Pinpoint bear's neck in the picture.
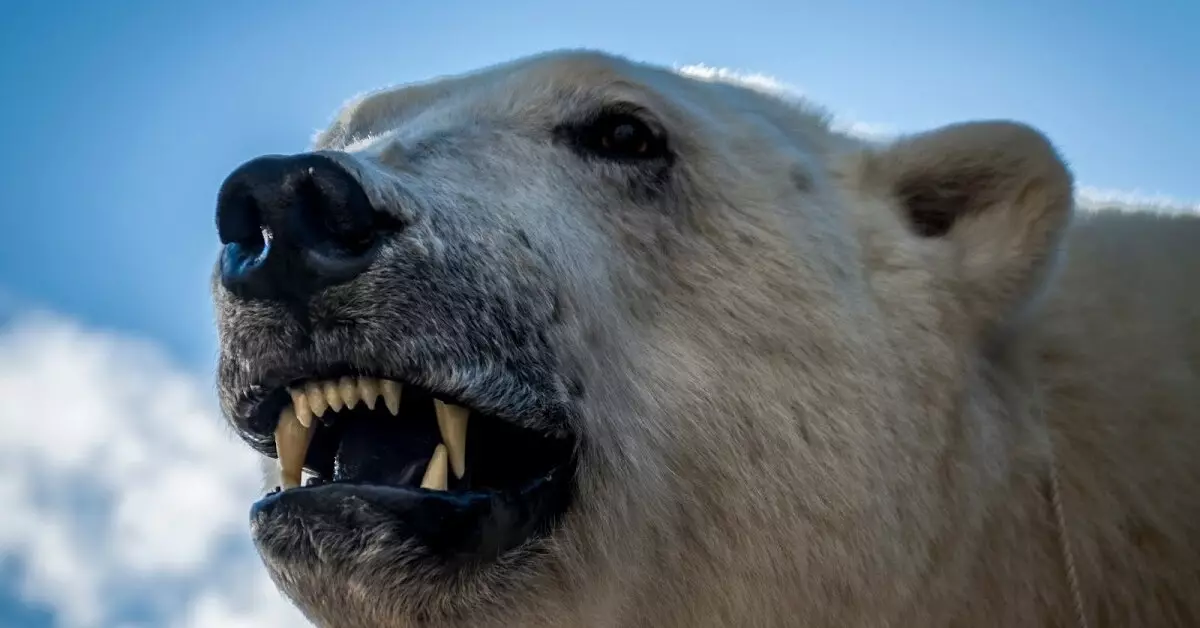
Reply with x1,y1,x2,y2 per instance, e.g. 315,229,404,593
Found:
916,335,1082,627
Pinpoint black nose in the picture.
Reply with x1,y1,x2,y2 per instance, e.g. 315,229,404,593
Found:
215,153,379,302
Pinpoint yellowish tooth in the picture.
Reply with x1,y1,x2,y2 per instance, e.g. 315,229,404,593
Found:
435,400,469,479
323,380,344,413
274,406,312,490
381,380,402,416
420,444,449,491
304,381,328,417
338,376,361,409
357,378,381,410
289,388,313,428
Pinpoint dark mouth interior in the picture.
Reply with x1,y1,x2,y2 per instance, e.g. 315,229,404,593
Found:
289,384,572,492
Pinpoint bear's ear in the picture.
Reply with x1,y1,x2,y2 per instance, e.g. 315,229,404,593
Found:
866,121,1075,333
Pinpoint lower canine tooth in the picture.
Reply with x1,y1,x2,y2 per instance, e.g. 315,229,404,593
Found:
420,444,449,491
434,401,469,479
381,380,402,416
338,377,361,408
275,406,312,490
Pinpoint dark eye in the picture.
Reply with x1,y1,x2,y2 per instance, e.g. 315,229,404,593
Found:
578,113,665,161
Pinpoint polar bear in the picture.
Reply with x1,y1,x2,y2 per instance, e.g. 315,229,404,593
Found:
210,50,1200,627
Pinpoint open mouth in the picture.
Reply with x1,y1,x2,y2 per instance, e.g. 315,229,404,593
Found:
243,372,576,560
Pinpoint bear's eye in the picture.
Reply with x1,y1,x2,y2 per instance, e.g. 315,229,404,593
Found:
576,112,667,161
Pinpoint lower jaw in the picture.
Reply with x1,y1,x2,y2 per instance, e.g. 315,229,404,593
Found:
250,463,574,562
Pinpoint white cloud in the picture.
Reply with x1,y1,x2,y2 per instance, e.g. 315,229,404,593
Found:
676,63,895,142
176,573,306,628
1077,185,1199,215
676,63,796,96
829,119,896,142
0,311,308,628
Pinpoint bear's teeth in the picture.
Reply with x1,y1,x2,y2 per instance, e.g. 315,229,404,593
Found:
289,387,313,428
381,380,403,415
434,400,469,479
420,444,449,490
285,377,398,426
275,406,313,489
271,378,433,489
304,381,329,418
322,380,344,412
338,376,360,408
357,377,381,410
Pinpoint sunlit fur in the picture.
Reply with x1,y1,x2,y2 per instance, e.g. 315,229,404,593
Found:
215,50,1200,627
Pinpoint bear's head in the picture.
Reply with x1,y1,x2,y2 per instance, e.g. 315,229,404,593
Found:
212,50,1073,627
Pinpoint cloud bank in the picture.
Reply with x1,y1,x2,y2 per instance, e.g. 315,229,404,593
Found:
1076,185,1200,214
0,312,307,627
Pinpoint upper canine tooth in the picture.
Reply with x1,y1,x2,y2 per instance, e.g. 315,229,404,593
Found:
357,378,381,410
323,380,344,412
434,401,469,479
275,406,313,490
289,388,313,428
304,381,328,417
420,444,449,491
338,377,361,409
380,380,402,416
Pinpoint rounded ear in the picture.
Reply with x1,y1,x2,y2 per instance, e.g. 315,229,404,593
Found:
867,121,1075,333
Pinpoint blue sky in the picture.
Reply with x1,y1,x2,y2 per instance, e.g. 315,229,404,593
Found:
0,1,1196,626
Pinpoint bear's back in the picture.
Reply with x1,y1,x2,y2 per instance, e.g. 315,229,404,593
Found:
1033,207,1200,625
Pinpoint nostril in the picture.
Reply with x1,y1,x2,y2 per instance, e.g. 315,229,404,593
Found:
216,181,275,295
216,183,267,252
220,234,272,291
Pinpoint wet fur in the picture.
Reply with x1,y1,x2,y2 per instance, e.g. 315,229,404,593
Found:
214,50,1200,627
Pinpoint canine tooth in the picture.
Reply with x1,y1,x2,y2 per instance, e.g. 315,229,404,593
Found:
420,444,449,491
435,401,469,479
274,407,312,490
381,380,402,415
289,388,313,428
304,381,328,417
338,377,361,408
357,378,381,410
323,380,344,412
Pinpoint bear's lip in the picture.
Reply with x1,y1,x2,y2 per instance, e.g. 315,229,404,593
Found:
250,466,573,564
233,365,577,565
